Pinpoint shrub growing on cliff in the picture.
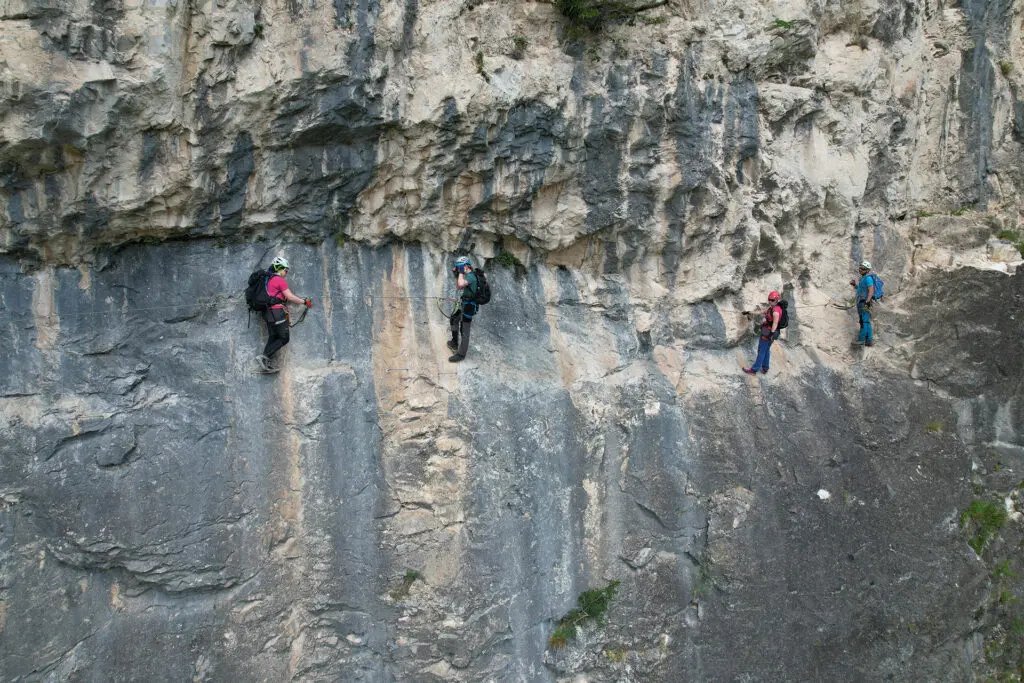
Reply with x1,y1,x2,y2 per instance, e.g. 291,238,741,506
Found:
390,569,421,601
548,580,620,649
494,250,522,268
554,0,667,40
996,229,1024,257
961,499,1008,555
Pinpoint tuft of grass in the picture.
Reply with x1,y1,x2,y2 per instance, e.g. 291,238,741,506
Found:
992,560,1017,580
494,250,523,268
1000,60,1013,76
555,0,665,40
961,499,1009,555
548,580,620,650
254,22,264,38
556,0,602,39
925,421,944,433
510,34,528,60
389,569,422,601
951,205,972,216
772,17,795,30
336,232,347,247
475,51,489,82
916,209,936,218
605,647,628,662
996,229,1024,257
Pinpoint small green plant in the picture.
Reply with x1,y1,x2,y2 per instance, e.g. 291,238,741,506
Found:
494,250,523,268
925,421,944,432
1011,617,1024,636
254,22,264,38
390,569,421,601
993,560,1019,580
1000,60,1013,76
605,647,627,662
557,0,602,38
510,34,528,60
772,17,794,29
336,232,347,247
916,209,936,218
996,229,1024,257
548,580,620,650
556,0,667,40
951,205,972,216
961,499,1009,555
475,51,489,82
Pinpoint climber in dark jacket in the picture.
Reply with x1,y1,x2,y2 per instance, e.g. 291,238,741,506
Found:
448,256,478,363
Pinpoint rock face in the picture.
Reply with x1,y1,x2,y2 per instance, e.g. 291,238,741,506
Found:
2,0,1024,679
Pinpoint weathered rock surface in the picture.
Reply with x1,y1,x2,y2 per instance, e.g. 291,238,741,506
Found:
2,0,1024,679
1,242,1021,681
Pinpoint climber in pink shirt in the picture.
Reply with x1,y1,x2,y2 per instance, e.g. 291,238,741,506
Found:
255,256,311,372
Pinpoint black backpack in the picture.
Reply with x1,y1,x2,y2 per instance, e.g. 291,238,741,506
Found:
776,300,789,329
474,268,492,305
245,269,279,312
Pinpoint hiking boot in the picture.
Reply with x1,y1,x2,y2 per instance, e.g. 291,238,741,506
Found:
255,354,272,372
742,367,756,375
447,340,458,352
448,354,465,363
761,367,769,374
851,339,866,346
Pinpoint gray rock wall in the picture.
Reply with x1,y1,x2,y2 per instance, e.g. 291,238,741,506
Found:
1,241,1020,680
3,0,1024,678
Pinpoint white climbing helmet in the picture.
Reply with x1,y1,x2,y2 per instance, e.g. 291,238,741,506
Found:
859,260,871,270
271,256,290,272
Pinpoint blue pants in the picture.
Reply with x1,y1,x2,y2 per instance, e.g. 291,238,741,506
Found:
857,301,873,343
751,335,774,371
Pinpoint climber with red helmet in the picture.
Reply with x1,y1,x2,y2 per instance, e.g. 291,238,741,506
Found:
742,290,784,375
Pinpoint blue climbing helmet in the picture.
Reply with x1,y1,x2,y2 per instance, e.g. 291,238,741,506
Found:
454,256,471,268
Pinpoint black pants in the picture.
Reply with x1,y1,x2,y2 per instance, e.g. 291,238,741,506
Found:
263,308,290,358
449,301,477,357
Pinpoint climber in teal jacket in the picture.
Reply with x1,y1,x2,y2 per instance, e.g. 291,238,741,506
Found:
448,256,478,363
850,260,876,346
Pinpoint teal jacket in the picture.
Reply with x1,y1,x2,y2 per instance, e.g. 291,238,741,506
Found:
460,271,479,302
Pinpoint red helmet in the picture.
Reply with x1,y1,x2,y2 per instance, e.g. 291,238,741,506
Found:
768,291,781,301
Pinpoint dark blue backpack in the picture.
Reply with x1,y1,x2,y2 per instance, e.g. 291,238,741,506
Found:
245,269,277,311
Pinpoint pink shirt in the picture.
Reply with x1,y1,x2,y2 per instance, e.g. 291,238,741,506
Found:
267,275,288,309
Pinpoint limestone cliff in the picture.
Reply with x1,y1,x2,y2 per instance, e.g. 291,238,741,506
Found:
2,0,1024,680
